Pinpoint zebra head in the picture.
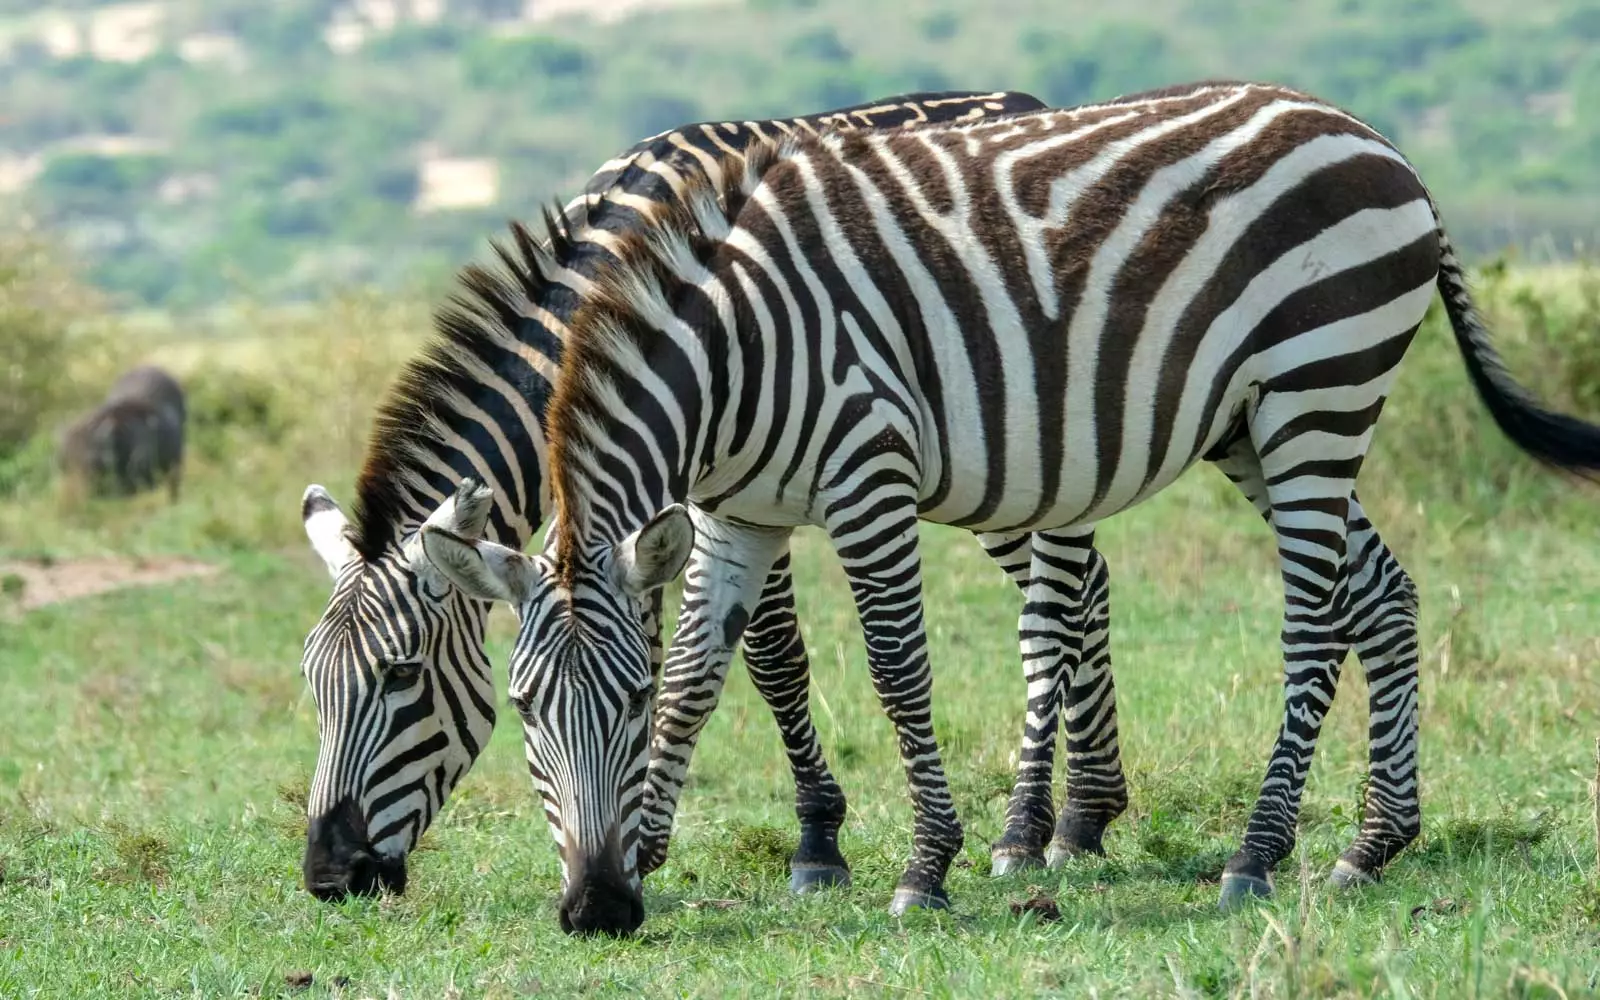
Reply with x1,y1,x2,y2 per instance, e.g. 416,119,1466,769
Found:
297,478,498,903
420,505,694,936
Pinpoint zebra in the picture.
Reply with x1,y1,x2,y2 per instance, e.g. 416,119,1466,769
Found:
419,79,1600,935
293,89,1128,903
59,365,185,500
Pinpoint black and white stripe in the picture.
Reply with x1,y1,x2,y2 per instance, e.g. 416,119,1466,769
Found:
293,91,1108,904
424,79,1600,929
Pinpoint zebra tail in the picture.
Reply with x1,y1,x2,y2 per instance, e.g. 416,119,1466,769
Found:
1435,226,1600,478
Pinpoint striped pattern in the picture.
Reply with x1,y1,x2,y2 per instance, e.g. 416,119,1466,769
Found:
294,91,1110,906
475,79,1600,925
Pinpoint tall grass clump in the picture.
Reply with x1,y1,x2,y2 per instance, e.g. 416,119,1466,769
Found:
0,231,134,500
1363,258,1600,532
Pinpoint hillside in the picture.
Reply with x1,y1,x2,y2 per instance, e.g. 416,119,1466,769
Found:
4,0,1600,307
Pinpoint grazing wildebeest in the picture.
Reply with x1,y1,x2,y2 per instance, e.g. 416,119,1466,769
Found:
59,365,185,500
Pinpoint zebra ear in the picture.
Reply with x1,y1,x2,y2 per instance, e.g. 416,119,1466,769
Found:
302,485,358,579
404,478,495,571
612,504,695,597
420,526,535,605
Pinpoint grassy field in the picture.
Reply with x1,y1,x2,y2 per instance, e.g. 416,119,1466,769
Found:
1,266,1599,997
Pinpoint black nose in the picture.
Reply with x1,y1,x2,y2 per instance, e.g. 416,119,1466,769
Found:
303,797,407,901
559,885,645,937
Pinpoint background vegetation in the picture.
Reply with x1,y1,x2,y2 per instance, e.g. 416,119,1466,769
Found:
3,0,1600,307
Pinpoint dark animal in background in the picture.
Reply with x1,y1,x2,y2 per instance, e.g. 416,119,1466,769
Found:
58,365,186,500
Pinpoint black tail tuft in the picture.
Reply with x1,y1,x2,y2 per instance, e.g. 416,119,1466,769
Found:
1435,227,1600,480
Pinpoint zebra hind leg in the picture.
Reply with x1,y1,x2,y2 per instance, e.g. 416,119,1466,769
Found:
1328,494,1421,888
1047,546,1128,863
988,530,1126,874
1215,420,1359,910
738,553,852,892
980,532,1053,876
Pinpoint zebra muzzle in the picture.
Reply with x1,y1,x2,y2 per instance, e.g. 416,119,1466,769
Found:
303,797,408,901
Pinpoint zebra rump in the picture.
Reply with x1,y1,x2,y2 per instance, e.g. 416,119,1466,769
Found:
59,365,185,500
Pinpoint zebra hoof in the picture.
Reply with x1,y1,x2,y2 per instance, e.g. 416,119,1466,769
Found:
789,863,851,894
1218,872,1274,911
1045,837,1106,868
1327,859,1378,890
888,886,949,916
990,848,1046,877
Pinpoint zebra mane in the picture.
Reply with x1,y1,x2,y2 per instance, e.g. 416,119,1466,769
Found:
546,139,793,585
349,207,581,562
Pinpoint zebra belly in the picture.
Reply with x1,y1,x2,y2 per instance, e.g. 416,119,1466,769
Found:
913,391,1233,535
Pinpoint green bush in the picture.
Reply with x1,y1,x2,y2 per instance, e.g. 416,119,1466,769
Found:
0,235,104,458
183,364,293,463
463,35,592,89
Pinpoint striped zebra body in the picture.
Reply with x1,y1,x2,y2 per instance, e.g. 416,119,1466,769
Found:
422,80,1600,931
291,90,1112,903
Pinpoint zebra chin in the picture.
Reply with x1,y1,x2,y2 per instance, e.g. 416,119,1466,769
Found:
303,797,409,902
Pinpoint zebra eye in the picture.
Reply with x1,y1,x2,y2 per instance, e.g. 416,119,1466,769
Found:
627,687,653,718
385,659,422,688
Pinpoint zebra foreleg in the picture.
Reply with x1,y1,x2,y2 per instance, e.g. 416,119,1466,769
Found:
1329,494,1421,888
827,498,962,915
637,513,791,879
737,553,852,892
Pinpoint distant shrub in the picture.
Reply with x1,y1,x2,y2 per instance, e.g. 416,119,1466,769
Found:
785,27,852,65
35,154,168,214
196,94,340,141
463,36,592,89
364,22,468,60
919,12,960,42
0,234,105,459
183,364,293,463
619,95,703,142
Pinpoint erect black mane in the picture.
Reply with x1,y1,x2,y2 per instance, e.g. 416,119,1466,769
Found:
347,206,581,562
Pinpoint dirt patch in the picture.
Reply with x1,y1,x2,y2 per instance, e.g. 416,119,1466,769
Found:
0,556,220,612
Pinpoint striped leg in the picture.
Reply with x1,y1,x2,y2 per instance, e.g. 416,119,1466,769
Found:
1217,408,1360,908
1213,447,1422,892
991,529,1128,873
738,554,852,892
827,501,961,914
1047,547,1126,862
1329,495,1421,886
636,516,791,879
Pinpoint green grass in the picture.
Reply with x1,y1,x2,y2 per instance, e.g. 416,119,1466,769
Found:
1,271,1598,996
2,476,1598,997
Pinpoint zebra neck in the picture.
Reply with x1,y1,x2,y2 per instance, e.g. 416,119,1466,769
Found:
553,313,730,553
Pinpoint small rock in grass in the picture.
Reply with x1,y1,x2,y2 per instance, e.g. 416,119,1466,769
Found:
284,970,314,991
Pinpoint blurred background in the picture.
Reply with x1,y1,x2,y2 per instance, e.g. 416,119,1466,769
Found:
3,0,1600,309
0,0,1597,588
3,0,1600,570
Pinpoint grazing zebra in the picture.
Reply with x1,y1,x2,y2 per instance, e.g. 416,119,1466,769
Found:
293,90,1123,903
59,365,185,500
421,79,1600,934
